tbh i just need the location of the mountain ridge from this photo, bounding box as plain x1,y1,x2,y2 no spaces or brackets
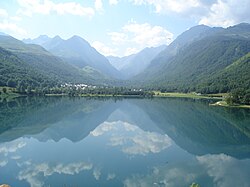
132,23,250,93
24,35,121,79
0,34,108,87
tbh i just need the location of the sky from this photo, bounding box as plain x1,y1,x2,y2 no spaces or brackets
0,0,250,57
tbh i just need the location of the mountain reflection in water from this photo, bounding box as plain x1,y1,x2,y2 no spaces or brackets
0,97,249,187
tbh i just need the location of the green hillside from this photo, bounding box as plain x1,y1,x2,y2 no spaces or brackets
134,24,250,94
26,35,121,79
199,52,250,93
0,47,57,87
0,35,107,88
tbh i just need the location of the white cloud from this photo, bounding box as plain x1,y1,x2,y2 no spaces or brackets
18,161,93,187
108,32,128,44
0,8,8,17
109,0,118,5
11,155,21,160
91,121,172,156
123,164,199,187
106,21,173,56
124,47,139,56
10,16,22,22
0,160,8,167
123,22,173,46
93,167,101,180
95,0,103,12
199,0,250,27
91,121,137,136
0,140,26,155
197,154,250,187
131,0,250,28
117,132,171,155
91,121,118,136
0,20,27,38
92,41,118,56
123,154,250,187
131,0,201,14
107,173,116,180
17,0,95,17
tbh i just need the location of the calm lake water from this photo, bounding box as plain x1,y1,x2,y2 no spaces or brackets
0,97,250,187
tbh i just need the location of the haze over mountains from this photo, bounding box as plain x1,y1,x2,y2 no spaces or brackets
24,35,120,79
107,45,166,79
0,23,250,94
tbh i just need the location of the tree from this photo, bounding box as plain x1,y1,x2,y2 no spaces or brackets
27,86,32,95
17,81,25,93
231,88,245,104
7,79,16,88
243,93,250,105
2,87,7,94
225,95,233,105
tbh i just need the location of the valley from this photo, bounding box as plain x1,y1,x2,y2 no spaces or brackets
0,1,250,186
0,23,250,107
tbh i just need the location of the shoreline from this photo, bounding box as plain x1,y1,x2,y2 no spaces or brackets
2,91,249,108
153,92,224,100
209,101,250,108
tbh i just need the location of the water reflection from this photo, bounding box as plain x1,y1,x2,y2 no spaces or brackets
124,154,250,187
18,161,93,187
0,97,249,187
91,121,172,155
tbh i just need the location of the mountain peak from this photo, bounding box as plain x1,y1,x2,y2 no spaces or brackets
187,24,211,32
53,35,62,40
69,35,83,41
235,22,250,27
67,35,90,47
23,35,52,45
37,35,50,39
229,22,250,30
0,32,8,36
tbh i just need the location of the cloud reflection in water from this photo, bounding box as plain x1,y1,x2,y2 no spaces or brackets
18,161,93,187
91,121,172,155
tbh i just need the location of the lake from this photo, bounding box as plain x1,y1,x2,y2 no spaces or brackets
0,97,250,187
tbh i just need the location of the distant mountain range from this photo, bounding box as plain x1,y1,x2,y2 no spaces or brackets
107,45,166,79
0,35,105,87
24,35,120,79
0,22,249,93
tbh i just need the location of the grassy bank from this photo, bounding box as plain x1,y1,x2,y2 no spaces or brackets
210,101,250,108
0,87,22,99
153,91,224,99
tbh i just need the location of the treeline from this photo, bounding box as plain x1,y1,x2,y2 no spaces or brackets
225,88,250,105
0,86,155,97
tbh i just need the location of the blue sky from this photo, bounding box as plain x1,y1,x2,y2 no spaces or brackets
0,0,250,56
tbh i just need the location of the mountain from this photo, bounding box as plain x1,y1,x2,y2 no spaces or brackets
134,25,224,82
23,35,51,45
0,97,118,143
107,54,136,71
0,35,106,87
24,35,121,79
202,52,250,93
108,45,166,79
135,98,250,158
134,23,250,93
0,32,8,36
0,46,57,87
